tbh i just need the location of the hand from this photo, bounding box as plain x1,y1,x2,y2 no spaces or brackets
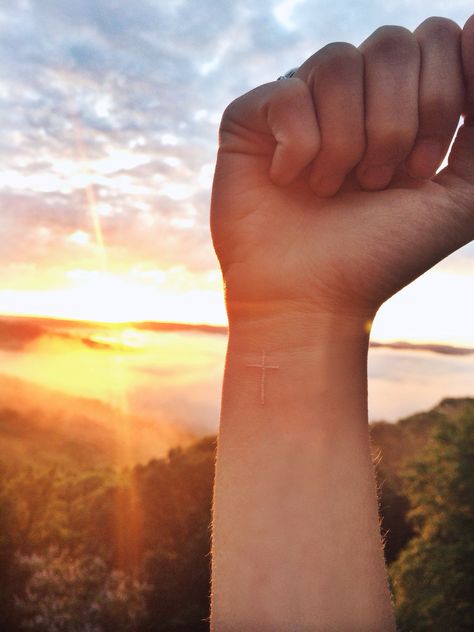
211,16,474,324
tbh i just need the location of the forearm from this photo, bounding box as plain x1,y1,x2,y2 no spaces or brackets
210,311,396,632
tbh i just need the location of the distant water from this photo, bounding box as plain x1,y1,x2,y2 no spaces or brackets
0,328,472,433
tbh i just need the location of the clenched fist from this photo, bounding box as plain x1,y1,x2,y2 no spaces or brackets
211,16,474,325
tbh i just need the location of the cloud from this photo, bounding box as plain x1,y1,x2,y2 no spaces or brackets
0,0,472,320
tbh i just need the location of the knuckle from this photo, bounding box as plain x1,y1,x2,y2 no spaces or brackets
283,76,310,100
219,85,267,137
221,91,248,124
319,41,361,63
301,42,362,85
221,99,237,124
270,78,310,114
220,103,237,135
416,16,461,41
365,25,418,61
372,24,412,42
316,42,362,77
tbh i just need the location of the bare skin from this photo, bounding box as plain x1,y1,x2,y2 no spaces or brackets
210,15,474,632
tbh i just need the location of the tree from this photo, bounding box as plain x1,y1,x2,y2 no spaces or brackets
15,548,150,632
0,461,25,631
136,436,215,631
390,405,474,631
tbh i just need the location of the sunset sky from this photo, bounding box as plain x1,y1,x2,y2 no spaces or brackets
0,0,473,344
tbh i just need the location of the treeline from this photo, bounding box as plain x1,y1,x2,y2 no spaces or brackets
0,398,473,631
372,398,474,630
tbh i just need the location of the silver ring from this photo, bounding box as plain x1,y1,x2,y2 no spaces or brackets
277,67,299,81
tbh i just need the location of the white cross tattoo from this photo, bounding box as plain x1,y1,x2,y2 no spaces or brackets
245,349,280,405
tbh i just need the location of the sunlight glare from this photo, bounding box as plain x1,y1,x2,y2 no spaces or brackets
0,271,228,326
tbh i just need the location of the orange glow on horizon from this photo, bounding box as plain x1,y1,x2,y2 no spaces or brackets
0,267,472,346
0,273,228,327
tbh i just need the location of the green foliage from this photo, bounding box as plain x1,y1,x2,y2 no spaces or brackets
370,398,474,564
135,436,215,631
390,405,474,631
0,435,216,631
0,374,194,471
370,410,439,564
15,548,149,632
1,396,473,631
0,463,26,631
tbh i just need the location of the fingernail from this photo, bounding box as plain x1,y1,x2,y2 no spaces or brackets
407,140,443,179
357,164,394,191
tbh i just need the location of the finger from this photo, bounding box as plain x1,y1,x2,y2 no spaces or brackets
267,78,321,185
405,18,463,180
462,13,474,125
357,26,420,190
220,79,321,187
436,13,474,191
295,43,365,197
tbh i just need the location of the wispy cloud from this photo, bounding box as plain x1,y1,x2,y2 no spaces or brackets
0,0,472,326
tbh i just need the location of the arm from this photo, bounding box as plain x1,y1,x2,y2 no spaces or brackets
210,15,474,632
212,313,395,631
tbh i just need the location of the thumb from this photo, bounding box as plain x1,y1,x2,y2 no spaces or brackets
218,79,320,186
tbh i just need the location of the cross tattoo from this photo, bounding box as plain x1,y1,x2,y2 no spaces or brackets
245,349,280,405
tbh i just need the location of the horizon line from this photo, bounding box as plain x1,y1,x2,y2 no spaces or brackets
0,312,473,356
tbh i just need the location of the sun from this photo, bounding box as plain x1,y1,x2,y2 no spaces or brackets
0,270,228,326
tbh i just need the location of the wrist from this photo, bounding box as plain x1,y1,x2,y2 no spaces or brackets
226,302,374,357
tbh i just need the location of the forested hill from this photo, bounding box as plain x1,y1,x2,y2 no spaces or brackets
1,365,472,477
370,396,474,484
0,373,196,469
369,396,474,566
0,391,472,631
1,364,471,473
